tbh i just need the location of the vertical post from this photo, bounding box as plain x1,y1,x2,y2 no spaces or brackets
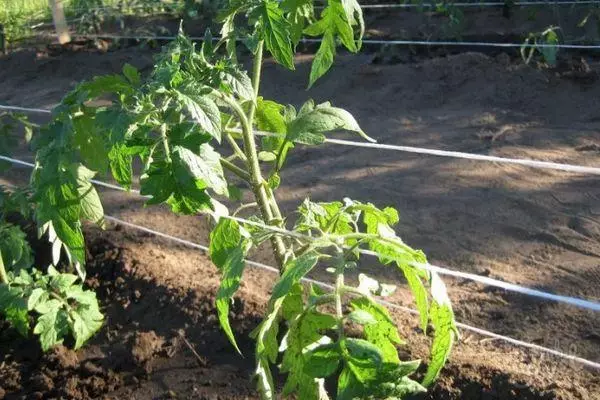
0,24,6,55
49,0,71,44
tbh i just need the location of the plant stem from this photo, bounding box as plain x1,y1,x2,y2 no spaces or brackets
0,250,8,284
214,91,288,269
335,271,345,340
233,202,258,216
247,40,264,126
220,158,251,182
159,124,171,163
225,132,247,162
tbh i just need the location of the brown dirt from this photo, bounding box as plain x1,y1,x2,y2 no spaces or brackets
1,12,600,400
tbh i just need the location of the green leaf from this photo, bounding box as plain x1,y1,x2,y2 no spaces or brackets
260,1,295,70
108,144,133,188
72,115,110,173
50,273,79,292
172,144,228,196
70,297,104,350
0,223,33,272
222,66,254,101
140,162,177,205
73,165,105,228
309,31,335,88
209,218,242,270
350,297,404,364
282,0,314,46
271,252,319,301
123,63,141,85
281,309,337,398
281,282,304,321
77,74,136,99
259,151,277,162
220,12,238,62
304,342,341,378
254,296,285,399
347,309,377,325
288,101,367,144
397,264,429,332
337,366,364,400
267,173,281,189
216,246,246,353
27,288,47,311
33,306,70,351
304,0,363,86
422,273,457,386
0,284,30,336
256,98,287,134
176,91,222,142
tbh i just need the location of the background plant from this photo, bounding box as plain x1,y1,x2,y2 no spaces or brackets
0,113,103,352
521,26,560,66
21,0,458,398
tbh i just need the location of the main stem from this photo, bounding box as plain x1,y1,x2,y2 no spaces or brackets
241,41,288,270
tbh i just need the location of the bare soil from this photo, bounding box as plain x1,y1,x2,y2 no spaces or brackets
1,11,600,399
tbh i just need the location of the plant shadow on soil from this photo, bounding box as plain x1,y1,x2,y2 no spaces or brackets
0,233,560,400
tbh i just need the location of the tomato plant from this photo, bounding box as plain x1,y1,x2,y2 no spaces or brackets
0,113,103,352
15,0,458,397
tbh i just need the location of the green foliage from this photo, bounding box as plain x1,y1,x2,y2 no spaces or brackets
0,266,103,351
25,0,457,396
521,26,560,66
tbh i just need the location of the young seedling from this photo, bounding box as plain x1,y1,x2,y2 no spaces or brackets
24,0,458,397
0,114,103,351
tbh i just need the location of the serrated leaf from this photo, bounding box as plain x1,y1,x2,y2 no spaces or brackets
337,366,364,400
344,338,383,383
281,282,304,321
27,288,47,311
34,307,69,351
172,144,228,196
223,66,254,100
267,173,281,189
216,245,246,353
288,101,367,144
176,91,222,142
72,165,105,228
304,342,341,378
209,218,241,270
422,273,457,386
0,223,33,272
123,63,141,85
271,252,319,301
422,301,456,386
350,297,403,364
305,0,362,86
0,284,30,336
398,264,429,332
282,0,314,46
108,144,133,188
281,309,337,398
71,298,103,349
309,31,336,88
260,1,295,70
50,273,79,292
256,97,287,134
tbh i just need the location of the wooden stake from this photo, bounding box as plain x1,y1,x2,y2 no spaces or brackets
50,0,71,44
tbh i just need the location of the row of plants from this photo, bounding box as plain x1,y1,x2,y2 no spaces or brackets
1,0,458,398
